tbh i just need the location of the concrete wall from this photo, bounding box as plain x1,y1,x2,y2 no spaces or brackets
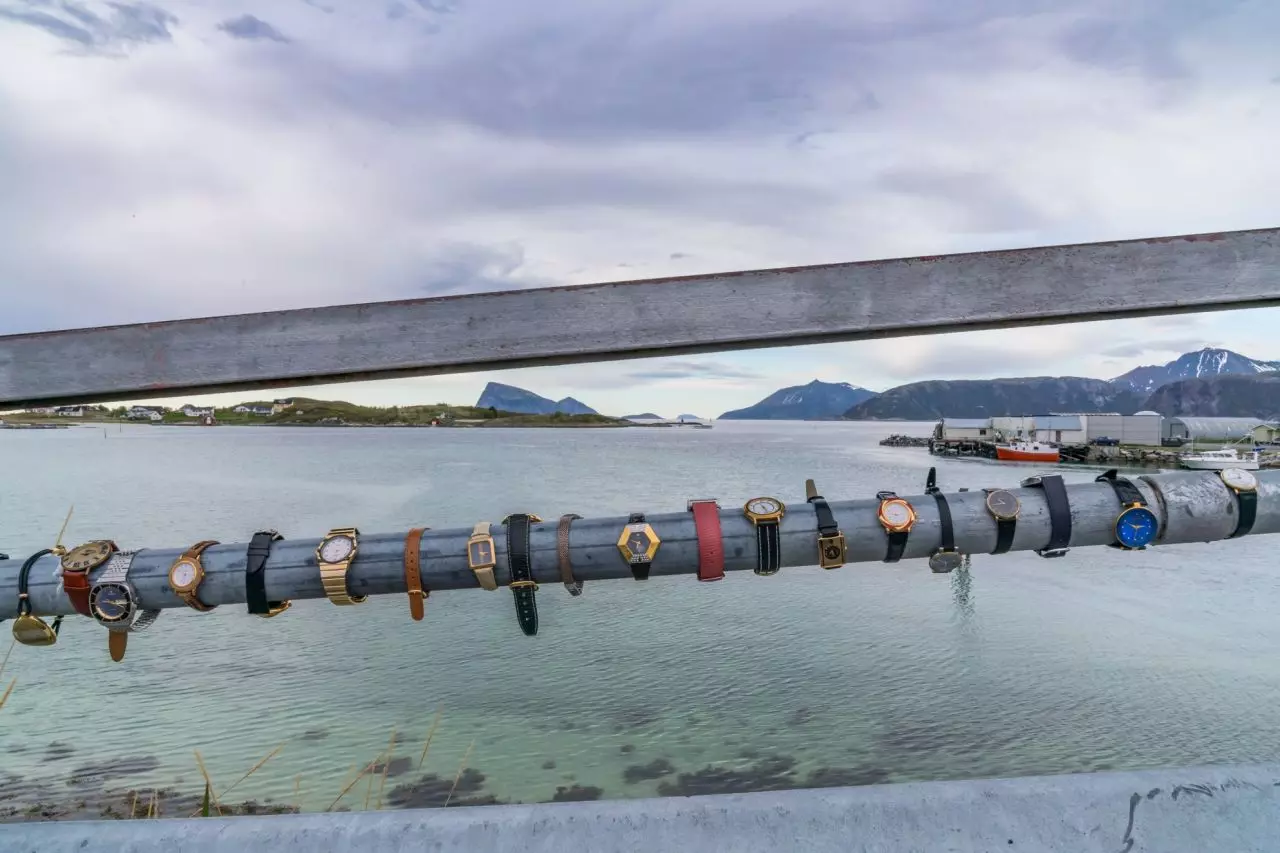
6,763,1280,852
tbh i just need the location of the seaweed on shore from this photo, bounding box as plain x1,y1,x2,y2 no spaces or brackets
549,785,602,802
655,755,893,798
384,768,490,809
622,758,675,784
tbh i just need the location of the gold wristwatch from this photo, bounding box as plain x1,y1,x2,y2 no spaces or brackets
316,527,366,605
467,522,498,590
168,540,218,612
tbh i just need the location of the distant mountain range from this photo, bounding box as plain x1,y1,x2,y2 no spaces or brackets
1110,349,1280,393
719,380,877,420
1142,373,1280,419
475,382,598,415
622,413,664,420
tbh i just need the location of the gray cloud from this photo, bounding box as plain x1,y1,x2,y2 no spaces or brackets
1098,339,1211,359
623,361,762,382
0,1,176,50
218,14,289,43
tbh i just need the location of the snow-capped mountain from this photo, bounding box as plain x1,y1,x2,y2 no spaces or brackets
719,380,878,420
1110,348,1280,393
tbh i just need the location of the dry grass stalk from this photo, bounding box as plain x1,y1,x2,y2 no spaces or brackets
193,750,223,816
293,774,303,813
0,636,17,682
375,727,397,811
325,758,380,812
148,789,159,819
129,790,138,819
187,743,286,817
0,679,16,712
417,708,443,770
443,741,475,808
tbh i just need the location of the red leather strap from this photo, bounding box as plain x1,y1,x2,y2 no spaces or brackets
62,572,92,617
689,501,725,582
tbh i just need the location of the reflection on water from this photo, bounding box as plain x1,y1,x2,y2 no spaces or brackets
2,421,1279,818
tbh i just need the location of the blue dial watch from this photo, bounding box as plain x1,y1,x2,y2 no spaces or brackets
1096,469,1159,550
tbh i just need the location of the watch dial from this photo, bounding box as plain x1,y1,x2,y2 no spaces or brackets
1221,467,1258,491
930,551,963,573
986,490,1020,519
320,536,355,563
881,501,912,528
90,582,133,622
747,498,781,516
62,540,114,572
170,561,197,589
822,543,843,561
468,540,493,565
1115,507,1158,548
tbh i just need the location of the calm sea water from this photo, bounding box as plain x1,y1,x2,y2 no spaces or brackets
2,420,1279,813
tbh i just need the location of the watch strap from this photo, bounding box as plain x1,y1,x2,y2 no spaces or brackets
1230,489,1258,538
992,519,1015,555
99,550,137,583
17,549,53,617
807,494,839,538
884,531,908,563
557,514,584,596
245,530,288,616
925,467,939,495
754,522,781,576
626,513,651,581
471,521,498,591
1097,469,1145,506
504,514,539,636
932,493,955,552
62,570,93,618
178,540,218,612
1031,475,1072,556
404,527,429,621
108,630,128,663
689,501,725,582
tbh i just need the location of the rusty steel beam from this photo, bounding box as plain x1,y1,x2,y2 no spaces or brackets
2,228,1279,407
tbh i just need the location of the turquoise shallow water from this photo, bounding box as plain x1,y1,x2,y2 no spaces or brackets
2,420,1280,813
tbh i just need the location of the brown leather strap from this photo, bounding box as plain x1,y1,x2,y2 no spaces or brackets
557,514,583,596
404,527,429,621
180,540,218,612
108,631,127,663
63,572,92,617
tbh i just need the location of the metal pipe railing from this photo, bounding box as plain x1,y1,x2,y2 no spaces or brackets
2,470,1274,620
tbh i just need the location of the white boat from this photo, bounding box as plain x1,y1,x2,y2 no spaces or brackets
1179,447,1260,471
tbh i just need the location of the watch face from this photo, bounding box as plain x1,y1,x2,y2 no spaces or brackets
1114,507,1159,549
169,560,198,590
620,524,659,562
986,490,1020,520
929,550,963,574
468,539,494,567
746,497,782,517
90,582,134,623
1221,467,1258,491
62,540,115,573
319,535,355,563
822,542,844,562
880,500,913,529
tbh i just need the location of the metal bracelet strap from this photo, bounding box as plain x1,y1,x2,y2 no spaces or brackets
98,550,137,583
557,514,584,596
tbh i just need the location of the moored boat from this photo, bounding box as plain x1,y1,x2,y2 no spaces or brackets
1179,447,1260,471
995,441,1060,463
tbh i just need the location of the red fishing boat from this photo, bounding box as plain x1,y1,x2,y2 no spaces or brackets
995,441,1060,463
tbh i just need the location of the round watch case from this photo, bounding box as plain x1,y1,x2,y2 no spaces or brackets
929,550,963,574
89,581,137,624
877,498,916,532
1220,467,1258,492
1114,506,1159,549
61,540,116,574
743,497,785,521
985,489,1021,521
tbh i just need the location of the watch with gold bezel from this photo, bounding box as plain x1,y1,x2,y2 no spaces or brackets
876,491,917,563
743,497,785,575
60,540,117,618
617,513,660,580
168,540,218,612
317,527,366,605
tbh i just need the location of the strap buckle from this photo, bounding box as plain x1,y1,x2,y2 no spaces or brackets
509,580,538,591
1036,547,1070,559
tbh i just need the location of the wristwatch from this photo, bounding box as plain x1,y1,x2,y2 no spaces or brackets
245,530,291,617
1220,468,1259,538
503,513,542,636
925,469,961,574
876,491,917,563
982,489,1020,555
317,527,366,605
467,522,499,590
1096,469,1159,550
403,527,430,621
1020,475,1072,557
13,549,61,647
60,540,117,617
805,479,845,570
168,540,219,612
743,497,785,575
617,513,660,580
688,500,725,582
89,550,161,663
556,514,584,596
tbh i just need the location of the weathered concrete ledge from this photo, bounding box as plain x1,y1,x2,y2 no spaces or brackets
4,763,1279,852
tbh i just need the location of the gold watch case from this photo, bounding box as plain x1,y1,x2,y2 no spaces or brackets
316,528,366,605
617,522,660,564
467,528,497,571
61,540,116,574
743,497,786,525
877,498,917,534
817,533,846,570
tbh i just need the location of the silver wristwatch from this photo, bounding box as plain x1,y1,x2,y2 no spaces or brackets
89,550,161,633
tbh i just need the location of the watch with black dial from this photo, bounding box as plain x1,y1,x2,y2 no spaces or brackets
1096,469,1159,550
617,513,660,580
1020,475,1072,557
983,489,1020,555
1219,467,1259,539
876,491,917,563
502,513,542,636
467,522,499,590
925,468,961,574
89,550,160,662
245,530,291,617
743,496,785,575
805,479,845,569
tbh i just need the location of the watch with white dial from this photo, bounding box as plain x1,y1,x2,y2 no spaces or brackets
743,496,785,575
168,540,218,612
317,527,366,606
1219,467,1258,538
89,550,161,663
876,491,917,563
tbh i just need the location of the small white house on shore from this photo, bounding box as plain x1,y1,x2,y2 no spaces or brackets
1032,415,1086,445
939,418,993,440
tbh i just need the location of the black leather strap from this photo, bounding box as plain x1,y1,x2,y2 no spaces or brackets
807,493,839,538
245,530,285,615
504,514,538,636
885,531,908,563
993,519,1015,555
1096,469,1145,506
1231,489,1258,538
17,549,52,617
925,467,939,495
1027,475,1072,557
628,513,650,581
932,494,955,552
754,523,781,575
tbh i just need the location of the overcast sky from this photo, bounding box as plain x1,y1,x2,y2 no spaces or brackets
3,0,1279,416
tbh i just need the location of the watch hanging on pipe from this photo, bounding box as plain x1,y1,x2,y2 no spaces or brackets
1220,467,1258,538
1019,475,1072,557
403,527,430,621
875,491,917,563
982,489,1020,555
89,550,161,662
245,530,291,617
467,522,499,591
925,469,962,574
317,527,366,605
688,499,725,582
742,497,785,575
502,513,542,636
556,514,584,596
617,513,660,580
805,479,845,570
1096,469,1159,550
168,540,218,612
60,540,117,617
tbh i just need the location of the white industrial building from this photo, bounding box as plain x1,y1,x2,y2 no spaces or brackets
1051,412,1164,446
1163,417,1269,444
938,418,994,440
937,412,1166,446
